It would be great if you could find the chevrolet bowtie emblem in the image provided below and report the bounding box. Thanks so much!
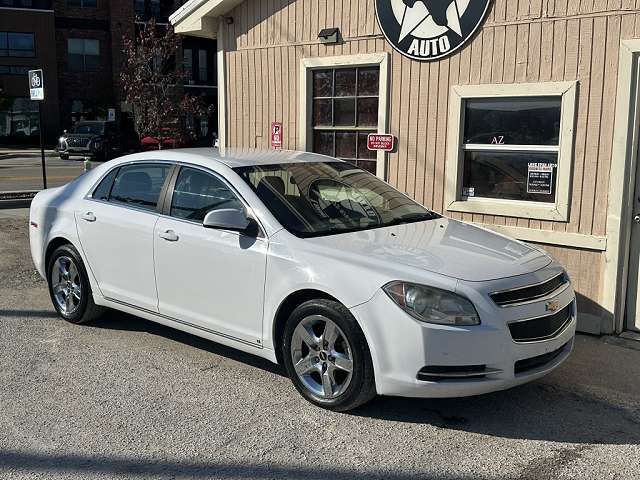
[545,300,560,312]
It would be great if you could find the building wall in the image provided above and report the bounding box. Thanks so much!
[219,0,640,333]
[0,7,60,144]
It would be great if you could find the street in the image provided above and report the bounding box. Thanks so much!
[0,154,86,192]
[0,211,639,480]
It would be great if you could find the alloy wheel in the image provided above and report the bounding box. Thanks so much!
[290,315,354,399]
[51,256,82,315]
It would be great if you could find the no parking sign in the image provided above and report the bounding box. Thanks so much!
[271,122,283,149]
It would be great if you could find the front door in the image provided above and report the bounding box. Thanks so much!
[153,166,268,345]
[75,162,172,311]
[626,93,640,332]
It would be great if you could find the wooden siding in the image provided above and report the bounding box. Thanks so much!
[220,0,640,328]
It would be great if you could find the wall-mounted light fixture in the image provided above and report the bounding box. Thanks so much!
[224,16,234,25]
[318,27,341,45]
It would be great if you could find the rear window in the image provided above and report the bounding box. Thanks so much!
[103,163,170,212]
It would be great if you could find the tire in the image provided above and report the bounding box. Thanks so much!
[47,244,104,325]
[282,299,376,411]
[59,153,69,160]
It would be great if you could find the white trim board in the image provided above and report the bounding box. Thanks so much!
[603,39,640,333]
[299,53,390,179]
[473,223,607,251]
[445,81,577,221]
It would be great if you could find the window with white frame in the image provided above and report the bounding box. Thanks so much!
[300,53,389,179]
[445,82,577,221]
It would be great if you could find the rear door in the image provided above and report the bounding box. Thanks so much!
[75,162,172,311]
[153,165,268,345]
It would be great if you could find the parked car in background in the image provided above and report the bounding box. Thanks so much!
[29,149,577,411]
[57,120,139,161]
[139,129,194,151]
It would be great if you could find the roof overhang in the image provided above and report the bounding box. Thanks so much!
[169,0,243,38]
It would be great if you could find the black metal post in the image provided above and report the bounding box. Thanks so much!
[39,101,47,189]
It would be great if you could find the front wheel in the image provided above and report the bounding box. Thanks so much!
[282,299,376,411]
[47,244,104,324]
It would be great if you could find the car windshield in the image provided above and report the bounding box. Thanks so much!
[70,123,104,135]
[234,161,439,238]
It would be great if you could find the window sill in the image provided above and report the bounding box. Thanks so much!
[446,198,568,222]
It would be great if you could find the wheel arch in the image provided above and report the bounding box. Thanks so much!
[272,289,341,365]
[45,236,74,270]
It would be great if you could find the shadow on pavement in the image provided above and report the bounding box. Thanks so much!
[0,450,498,479]
[3,307,639,447]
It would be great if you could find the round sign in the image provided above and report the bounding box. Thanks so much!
[375,0,492,61]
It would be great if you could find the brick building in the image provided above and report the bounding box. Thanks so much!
[0,0,217,145]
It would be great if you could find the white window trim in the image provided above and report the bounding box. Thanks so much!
[444,81,577,221]
[299,53,390,179]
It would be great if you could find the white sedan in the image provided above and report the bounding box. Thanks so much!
[29,148,576,411]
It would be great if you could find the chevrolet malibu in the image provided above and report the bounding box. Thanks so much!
[29,149,576,411]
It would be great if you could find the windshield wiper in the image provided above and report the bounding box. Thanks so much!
[384,212,440,227]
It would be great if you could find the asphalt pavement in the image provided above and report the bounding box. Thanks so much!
[1,211,639,479]
[0,153,86,193]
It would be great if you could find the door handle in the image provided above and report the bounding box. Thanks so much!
[81,212,96,222]
[634,214,640,224]
[158,230,179,242]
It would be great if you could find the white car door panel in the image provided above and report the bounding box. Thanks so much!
[153,166,267,345]
[75,162,171,311]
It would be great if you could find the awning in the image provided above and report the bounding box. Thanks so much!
[169,0,243,38]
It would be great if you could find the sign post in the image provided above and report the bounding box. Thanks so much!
[28,69,46,189]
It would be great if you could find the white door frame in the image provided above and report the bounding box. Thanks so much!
[603,40,640,333]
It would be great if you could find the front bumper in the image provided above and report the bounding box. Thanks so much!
[350,264,576,398]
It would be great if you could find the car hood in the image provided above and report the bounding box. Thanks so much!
[304,217,551,282]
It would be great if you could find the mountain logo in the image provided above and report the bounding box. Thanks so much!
[375,0,492,61]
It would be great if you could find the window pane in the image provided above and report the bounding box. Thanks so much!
[183,48,193,81]
[109,164,170,211]
[83,0,96,6]
[84,39,99,55]
[354,160,377,175]
[357,97,378,127]
[313,131,334,157]
[462,151,557,203]
[198,49,207,82]
[68,38,83,54]
[312,70,332,97]
[334,68,356,97]
[84,54,100,71]
[357,67,379,96]
[312,99,332,126]
[171,167,242,222]
[67,0,81,5]
[68,54,84,72]
[357,132,377,159]
[335,131,356,159]
[0,33,7,50]
[464,97,561,146]
[333,98,355,126]
[92,168,119,201]
[8,33,35,56]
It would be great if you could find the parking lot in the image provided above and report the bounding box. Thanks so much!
[1,210,639,480]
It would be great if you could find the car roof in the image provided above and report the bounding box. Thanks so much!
[115,148,344,169]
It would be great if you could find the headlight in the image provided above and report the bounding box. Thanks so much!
[383,281,480,326]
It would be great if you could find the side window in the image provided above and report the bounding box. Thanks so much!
[109,163,170,212]
[92,167,118,201]
[170,167,243,222]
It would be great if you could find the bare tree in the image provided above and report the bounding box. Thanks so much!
[120,19,209,148]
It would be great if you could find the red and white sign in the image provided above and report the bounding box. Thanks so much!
[271,122,283,149]
[367,133,395,152]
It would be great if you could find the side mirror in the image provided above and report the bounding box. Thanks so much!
[203,208,260,237]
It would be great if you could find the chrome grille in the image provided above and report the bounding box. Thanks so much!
[66,137,90,148]
[490,273,569,307]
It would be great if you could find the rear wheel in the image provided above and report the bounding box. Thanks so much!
[47,244,103,324]
[282,299,376,411]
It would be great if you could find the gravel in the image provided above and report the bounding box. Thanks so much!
[1,214,639,479]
